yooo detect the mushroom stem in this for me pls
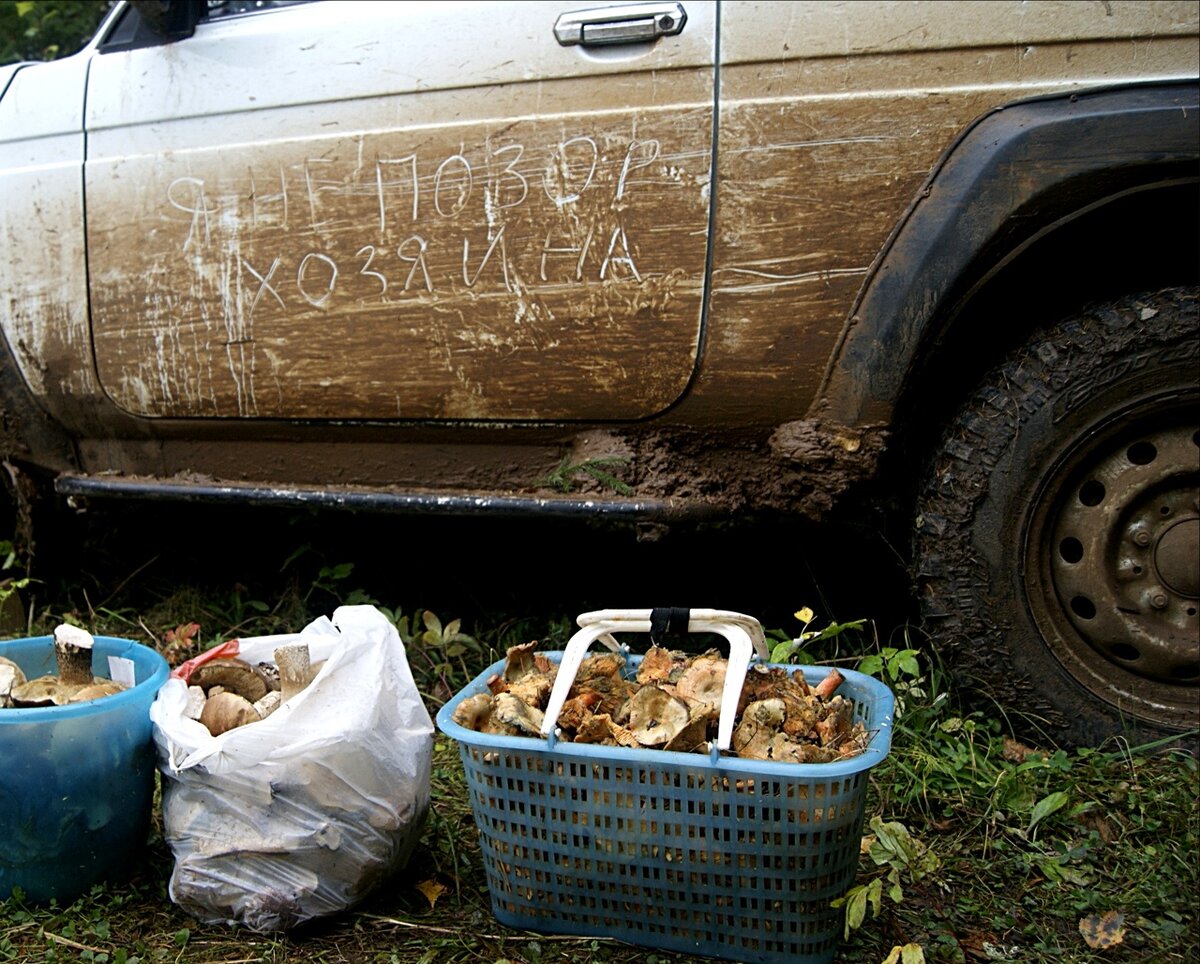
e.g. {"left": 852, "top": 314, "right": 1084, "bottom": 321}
{"left": 275, "top": 644, "right": 312, "bottom": 701}
{"left": 814, "top": 667, "right": 845, "bottom": 700}
{"left": 54, "top": 624, "right": 96, "bottom": 687}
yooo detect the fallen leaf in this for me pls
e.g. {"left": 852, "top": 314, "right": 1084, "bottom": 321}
{"left": 416, "top": 878, "right": 448, "bottom": 909}
{"left": 1079, "top": 910, "right": 1126, "bottom": 949}
{"left": 882, "top": 943, "right": 926, "bottom": 964}
{"left": 859, "top": 834, "right": 876, "bottom": 854}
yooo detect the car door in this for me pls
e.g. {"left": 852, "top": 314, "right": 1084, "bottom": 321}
{"left": 83, "top": 0, "right": 715, "bottom": 421}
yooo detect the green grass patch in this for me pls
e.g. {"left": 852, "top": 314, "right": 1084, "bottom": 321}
{"left": 2, "top": 573, "right": 1196, "bottom": 964}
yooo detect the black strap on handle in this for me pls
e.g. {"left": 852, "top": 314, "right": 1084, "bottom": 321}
{"left": 649, "top": 607, "right": 691, "bottom": 646}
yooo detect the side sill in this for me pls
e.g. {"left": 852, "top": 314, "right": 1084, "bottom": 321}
{"left": 53, "top": 473, "right": 719, "bottom": 522}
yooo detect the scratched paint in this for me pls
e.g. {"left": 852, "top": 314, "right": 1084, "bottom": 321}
{"left": 87, "top": 109, "right": 712, "bottom": 421}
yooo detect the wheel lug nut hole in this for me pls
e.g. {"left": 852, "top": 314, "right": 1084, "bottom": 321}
{"left": 1070, "top": 596, "right": 1097, "bottom": 619}
{"left": 1078, "top": 480, "right": 1106, "bottom": 507}
{"left": 1110, "top": 643, "right": 1140, "bottom": 661}
{"left": 1127, "top": 441, "right": 1157, "bottom": 465}
{"left": 1058, "top": 537, "right": 1084, "bottom": 563}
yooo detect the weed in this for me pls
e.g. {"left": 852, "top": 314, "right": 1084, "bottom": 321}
{"left": 538, "top": 456, "right": 634, "bottom": 496}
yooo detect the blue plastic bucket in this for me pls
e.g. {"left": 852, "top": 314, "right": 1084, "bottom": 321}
{"left": 0, "top": 635, "right": 169, "bottom": 904}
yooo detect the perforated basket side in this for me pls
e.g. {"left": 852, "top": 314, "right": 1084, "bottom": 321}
{"left": 437, "top": 655, "right": 894, "bottom": 964}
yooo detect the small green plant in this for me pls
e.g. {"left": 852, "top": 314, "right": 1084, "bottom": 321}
{"left": 539, "top": 456, "right": 633, "bottom": 495}
{"left": 0, "top": 538, "right": 32, "bottom": 632}
{"left": 767, "top": 606, "right": 867, "bottom": 664}
{"left": 832, "top": 816, "right": 941, "bottom": 954}
{"left": 382, "top": 607, "right": 482, "bottom": 705}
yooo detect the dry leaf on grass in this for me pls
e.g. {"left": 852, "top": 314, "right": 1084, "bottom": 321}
{"left": 416, "top": 878, "right": 448, "bottom": 909}
{"left": 1079, "top": 910, "right": 1125, "bottom": 949}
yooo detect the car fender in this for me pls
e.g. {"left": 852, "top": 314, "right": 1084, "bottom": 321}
{"left": 817, "top": 81, "right": 1200, "bottom": 428}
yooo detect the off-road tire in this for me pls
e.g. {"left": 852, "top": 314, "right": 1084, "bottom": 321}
{"left": 915, "top": 287, "right": 1199, "bottom": 748}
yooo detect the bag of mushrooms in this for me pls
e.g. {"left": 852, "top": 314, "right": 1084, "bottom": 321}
{"left": 149, "top": 605, "right": 433, "bottom": 932}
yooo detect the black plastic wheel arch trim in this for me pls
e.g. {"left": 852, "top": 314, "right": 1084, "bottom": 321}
{"left": 821, "top": 81, "right": 1200, "bottom": 426}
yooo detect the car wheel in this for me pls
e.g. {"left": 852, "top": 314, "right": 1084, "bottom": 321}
{"left": 915, "top": 286, "right": 1199, "bottom": 747}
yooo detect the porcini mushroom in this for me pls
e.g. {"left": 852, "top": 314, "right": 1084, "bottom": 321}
{"left": 275, "top": 644, "right": 313, "bottom": 702}
{"left": 191, "top": 658, "right": 269, "bottom": 703}
{"left": 200, "top": 690, "right": 260, "bottom": 735}
{"left": 53, "top": 624, "right": 95, "bottom": 687}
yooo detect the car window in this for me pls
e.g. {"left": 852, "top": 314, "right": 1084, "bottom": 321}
{"left": 203, "top": 0, "right": 314, "bottom": 23}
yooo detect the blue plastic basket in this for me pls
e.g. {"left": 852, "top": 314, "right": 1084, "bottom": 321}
{"left": 436, "top": 611, "right": 895, "bottom": 964}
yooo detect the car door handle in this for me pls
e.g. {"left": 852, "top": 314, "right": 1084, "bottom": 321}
{"left": 554, "top": 2, "right": 687, "bottom": 47}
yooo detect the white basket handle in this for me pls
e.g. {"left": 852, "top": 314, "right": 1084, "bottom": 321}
{"left": 539, "top": 608, "right": 770, "bottom": 752}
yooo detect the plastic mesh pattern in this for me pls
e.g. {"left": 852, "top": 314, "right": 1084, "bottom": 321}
{"left": 437, "top": 656, "right": 894, "bottom": 964}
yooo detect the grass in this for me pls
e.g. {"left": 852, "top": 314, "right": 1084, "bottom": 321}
{"left": 1, "top": 520, "right": 1196, "bottom": 964}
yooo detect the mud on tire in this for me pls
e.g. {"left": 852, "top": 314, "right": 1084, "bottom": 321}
{"left": 915, "top": 287, "right": 1199, "bottom": 747}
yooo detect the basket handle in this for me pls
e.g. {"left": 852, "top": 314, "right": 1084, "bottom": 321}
{"left": 539, "top": 608, "right": 770, "bottom": 752}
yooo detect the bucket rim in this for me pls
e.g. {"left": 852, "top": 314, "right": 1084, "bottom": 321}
{"left": 0, "top": 635, "right": 170, "bottom": 723}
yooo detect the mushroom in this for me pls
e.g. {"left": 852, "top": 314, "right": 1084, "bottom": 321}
{"left": 813, "top": 667, "right": 845, "bottom": 700}
{"left": 675, "top": 652, "right": 726, "bottom": 715}
{"left": 492, "top": 692, "right": 545, "bottom": 736}
{"left": 663, "top": 708, "right": 711, "bottom": 753}
{"left": 252, "top": 690, "right": 282, "bottom": 719}
{"left": 0, "top": 656, "right": 26, "bottom": 707}
{"left": 53, "top": 624, "right": 95, "bottom": 687}
{"left": 636, "top": 645, "right": 677, "bottom": 685}
{"left": 815, "top": 695, "right": 855, "bottom": 746}
{"left": 577, "top": 652, "right": 626, "bottom": 682}
{"left": 451, "top": 693, "right": 497, "bottom": 731}
{"left": 200, "top": 690, "right": 261, "bottom": 735}
{"left": 70, "top": 680, "right": 126, "bottom": 703}
{"left": 191, "top": 658, "right": 269, "bottom": 702}
{"left": 275, "top": 644, "right": 314, "bottom": 702}
{"left": 184, "top": 685, "right": 207, "bottom": 720}
{"left": 573, "top": 713, "right": 641, "bottom": 747}
{"left": 506, "top": 673, "right": 552, "bottom": 710}
{"left": 10, "top": 675, "right": 81, "bottom": 707}
{"left": 502, "top": 641, "right": 539, "bottom": 681}
{"left": 732, "top": 698, "right": 787, "bottom": 760}
{"left": 556, "top": 691, "right": 602, "bottom": 732}
{"left": 627, "top": 686, "right": 690, "bottom": 746}
{"left": 768, "top": 733, "right": 836, "bottom": 764}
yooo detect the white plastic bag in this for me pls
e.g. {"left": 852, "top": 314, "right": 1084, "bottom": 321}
{"left": 149, "top": 605, "right": 433, "bottom": 932}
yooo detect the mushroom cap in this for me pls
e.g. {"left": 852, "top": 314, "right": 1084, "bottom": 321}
{"left": 450, "top": 693, "right": 495, "bottom": 731}
{"left": 502, "top": 641, "right": 539, "bottom": 681}
{"left": 732, "top": 698, "right": 787, "bottom": 757}
{"left": 53, "top": 623, "right": 95, "bottom": 649}
{"left": 636, "top": 646, "right": 677, "bottom": 684}
{"left": 0, "top": 657, "right": 27, "bottom": 706}
{"left": 200, "top": 690, "right": 260, "bottom": 735}
{"left": 69, "top": 680, "right": 127, "bottom": 703}
{"left": 191, "top": 658, "right": 270, "bottom": 702}
{"left": 10, "top": 675, "right": 81, "bottom": 707}
{"left": 507, "top": 673, "right": 552, "bottom": 710}
{"left": 493, "top": 692, "right": 545, "bottom": 735}
{"left": 675, "top": 653, "right": 727, "bottom": 711}
{"left": 627, "top": 686, "right": 691, "bottom": 746}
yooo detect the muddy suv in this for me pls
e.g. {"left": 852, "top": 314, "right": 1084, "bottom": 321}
{"left": 1, "top": 0, "right": 1197, "bottom": 745}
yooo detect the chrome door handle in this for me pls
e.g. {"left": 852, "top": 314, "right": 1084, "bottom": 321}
{"left": 554, "top": 2, "right": 686, "bottom": 47}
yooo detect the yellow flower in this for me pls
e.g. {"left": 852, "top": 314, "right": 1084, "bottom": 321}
{"left": 794, "top": 607, "right": 815, "bottom": 626}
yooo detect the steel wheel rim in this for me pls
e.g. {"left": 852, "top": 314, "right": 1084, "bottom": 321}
{"left": 1025, "top": 391, "right": 1200, "bottom": 728}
